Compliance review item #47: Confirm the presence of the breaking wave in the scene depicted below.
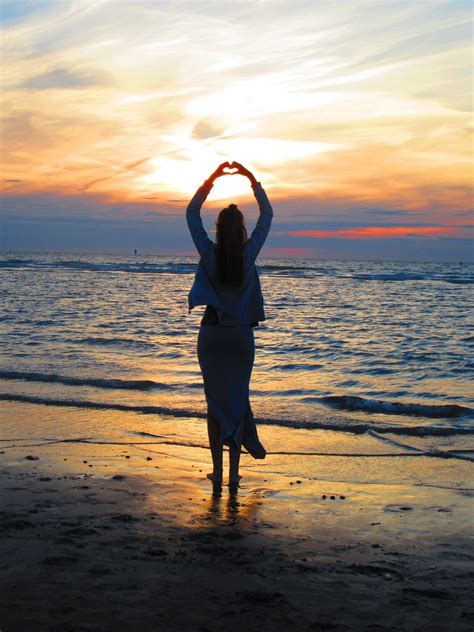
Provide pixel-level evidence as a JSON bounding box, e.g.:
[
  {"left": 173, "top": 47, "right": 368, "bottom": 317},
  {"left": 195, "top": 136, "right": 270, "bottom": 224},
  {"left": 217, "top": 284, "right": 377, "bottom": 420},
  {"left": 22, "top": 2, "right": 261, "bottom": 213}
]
[
  {"left": 320, "top": 395, "right": 473, "bottom": 419},
  {"left": 1, "top": 392, "right": 473, "bottom": 437}
]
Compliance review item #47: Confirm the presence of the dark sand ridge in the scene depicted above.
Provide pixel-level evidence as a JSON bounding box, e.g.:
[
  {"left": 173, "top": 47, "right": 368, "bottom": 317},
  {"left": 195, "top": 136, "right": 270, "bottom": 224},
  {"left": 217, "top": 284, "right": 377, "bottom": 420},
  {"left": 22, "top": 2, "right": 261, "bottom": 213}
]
[{"left": 0, "top": 429, "right": 473, "bottom": 632}]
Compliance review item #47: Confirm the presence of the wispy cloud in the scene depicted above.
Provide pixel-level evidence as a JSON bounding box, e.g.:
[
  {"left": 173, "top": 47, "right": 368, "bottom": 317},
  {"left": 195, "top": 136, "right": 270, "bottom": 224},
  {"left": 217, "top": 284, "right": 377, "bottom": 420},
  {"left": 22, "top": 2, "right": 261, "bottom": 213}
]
[
  {"left": 16, "top": 66, "right": 113, "bottom": 90},
  {"left": 1, "top": 0, "right": 472, "bottom": 259}
]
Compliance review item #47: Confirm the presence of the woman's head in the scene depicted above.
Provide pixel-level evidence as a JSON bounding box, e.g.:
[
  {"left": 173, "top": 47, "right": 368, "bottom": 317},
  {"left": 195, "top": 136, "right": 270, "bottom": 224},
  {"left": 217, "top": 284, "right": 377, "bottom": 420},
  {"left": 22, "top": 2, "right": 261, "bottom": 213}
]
[
  {"left": 216, "top": 204, "right": 247, "bottom": 246},
  {"left": 215, "top": 203, "right": 247, "bottom": 286}
]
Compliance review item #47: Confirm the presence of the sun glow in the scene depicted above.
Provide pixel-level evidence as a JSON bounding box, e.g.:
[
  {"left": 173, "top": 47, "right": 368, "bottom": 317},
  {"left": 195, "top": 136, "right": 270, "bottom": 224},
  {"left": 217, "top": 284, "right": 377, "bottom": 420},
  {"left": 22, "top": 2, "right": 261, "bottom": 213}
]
[
  {"left": 141, "top": 134, "right": 343, "bottom": 198},
  {"left": 142, "top": 157, "right": 252, "bottom": 200}
]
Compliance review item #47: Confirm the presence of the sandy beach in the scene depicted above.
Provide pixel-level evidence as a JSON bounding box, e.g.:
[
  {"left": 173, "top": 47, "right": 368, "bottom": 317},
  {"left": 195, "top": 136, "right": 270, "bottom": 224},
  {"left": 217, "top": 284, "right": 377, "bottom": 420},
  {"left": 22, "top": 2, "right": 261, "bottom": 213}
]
[{"left": 1, "top": 403, "right": 472, "bottom": 632}]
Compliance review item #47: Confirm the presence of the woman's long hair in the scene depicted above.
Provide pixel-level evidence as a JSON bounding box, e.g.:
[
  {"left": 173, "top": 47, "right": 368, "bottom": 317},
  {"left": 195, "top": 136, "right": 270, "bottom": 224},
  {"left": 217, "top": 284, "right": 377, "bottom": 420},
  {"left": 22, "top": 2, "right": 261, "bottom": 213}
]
[{"left": 215, "top": 203, "right": 247, "bottom": 286}]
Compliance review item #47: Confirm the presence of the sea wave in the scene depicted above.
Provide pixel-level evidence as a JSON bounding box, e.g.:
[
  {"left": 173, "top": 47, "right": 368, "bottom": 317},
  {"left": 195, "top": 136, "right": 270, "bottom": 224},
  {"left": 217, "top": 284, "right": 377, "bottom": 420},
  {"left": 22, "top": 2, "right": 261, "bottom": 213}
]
[
  {"left": 0, "top": 370, "right": 173, "bottom": 391},
  {"left": 1, "top": 392, "right": 473, "bottom": 437},
  {"left": 350, "top": 272, "right": 425, "bottom": 282},
  {"left": 346, "top": 272, "right": 474, "bottom": 284},
  {"left": 0, "top": 258, "right": 196, "bottom": 275},
  {"left": 77, "top": 337, "right": 156, "bottom": 350},
  {"left": 0, "top": 369, "right": 307, "bottom": 396},
  {"left": 320, "top": 395, "right": 473, "bottom": 419},
  {"left": 1, "top": 257, "right": 472, "bottom": 283},
  {"left": 2, "top": 371, "right": 473, "bottom": 421}
]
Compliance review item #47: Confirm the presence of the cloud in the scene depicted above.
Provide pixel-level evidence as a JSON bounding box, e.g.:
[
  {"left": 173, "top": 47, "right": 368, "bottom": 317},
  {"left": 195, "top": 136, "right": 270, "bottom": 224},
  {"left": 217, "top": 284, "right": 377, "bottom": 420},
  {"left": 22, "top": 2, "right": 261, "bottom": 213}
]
[
  {"left": 192, "top": 119, "right": 223, "bottom": 139},
  {"left": 1, "top": 113, "right": 38, "bottom": 143},
  {"left": 16, "top": 66, "right": 113, "bottom": 90},
  {"left": 288, "top": 226, "right": 463, "bottom": 240}
]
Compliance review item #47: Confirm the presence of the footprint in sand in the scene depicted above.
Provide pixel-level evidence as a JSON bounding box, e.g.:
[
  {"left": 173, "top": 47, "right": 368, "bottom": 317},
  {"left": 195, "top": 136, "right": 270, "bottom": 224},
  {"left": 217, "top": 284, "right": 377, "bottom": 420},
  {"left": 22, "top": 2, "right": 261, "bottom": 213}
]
[
  {"left": 424, "top": 505, "right": 453, "bottom": 513},
  {"left": 248, "top": 487, "right": 278, "bottom": 496},
  {"left": 384, "top": 504, "right": 414, "bottom": 512}
]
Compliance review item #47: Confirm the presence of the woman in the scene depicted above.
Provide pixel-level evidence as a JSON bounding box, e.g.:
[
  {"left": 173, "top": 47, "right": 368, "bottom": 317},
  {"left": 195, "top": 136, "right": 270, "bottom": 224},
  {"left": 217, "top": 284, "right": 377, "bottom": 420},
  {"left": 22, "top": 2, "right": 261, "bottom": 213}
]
[{"left": 186, "top": 160, "right": 273, "bottom": 489}]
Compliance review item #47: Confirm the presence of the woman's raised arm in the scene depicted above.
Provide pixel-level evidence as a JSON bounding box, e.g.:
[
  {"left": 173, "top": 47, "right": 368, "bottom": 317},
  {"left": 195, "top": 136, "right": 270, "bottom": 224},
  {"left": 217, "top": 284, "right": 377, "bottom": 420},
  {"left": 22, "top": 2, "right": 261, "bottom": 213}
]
[
  {"left": 246, "top": 180, "right": 273, "bottom": 262},
  {"left": 186, "top": 162, "right": 230, "bottom": 257},
  {"left": 232, "top": 162, "right": 273, "bottom": 262}
]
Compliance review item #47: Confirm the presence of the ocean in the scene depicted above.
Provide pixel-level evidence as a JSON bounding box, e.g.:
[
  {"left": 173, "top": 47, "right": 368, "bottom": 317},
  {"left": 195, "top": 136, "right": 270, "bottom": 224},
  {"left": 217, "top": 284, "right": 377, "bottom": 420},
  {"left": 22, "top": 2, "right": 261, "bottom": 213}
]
[{"left": 1, "top": 252, "right": 473, "bottom": 466}]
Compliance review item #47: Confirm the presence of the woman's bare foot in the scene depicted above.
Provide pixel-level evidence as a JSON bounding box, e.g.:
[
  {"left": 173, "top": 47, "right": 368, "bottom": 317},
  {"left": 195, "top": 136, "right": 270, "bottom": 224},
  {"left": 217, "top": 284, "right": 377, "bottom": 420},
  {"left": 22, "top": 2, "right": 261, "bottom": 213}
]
[
  {"left": 228, "top": 474, "right": 243, "bottom": 486},
  {"left": 206, "top": 472, "right": 222, "bottom": 484}
]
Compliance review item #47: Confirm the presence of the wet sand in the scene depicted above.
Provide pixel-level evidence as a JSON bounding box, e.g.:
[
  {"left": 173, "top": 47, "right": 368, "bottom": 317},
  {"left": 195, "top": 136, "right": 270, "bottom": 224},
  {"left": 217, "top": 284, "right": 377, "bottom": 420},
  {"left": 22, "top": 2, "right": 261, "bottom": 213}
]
[{"left": 0, "top": 426, "right": 473, "bottom": 632}]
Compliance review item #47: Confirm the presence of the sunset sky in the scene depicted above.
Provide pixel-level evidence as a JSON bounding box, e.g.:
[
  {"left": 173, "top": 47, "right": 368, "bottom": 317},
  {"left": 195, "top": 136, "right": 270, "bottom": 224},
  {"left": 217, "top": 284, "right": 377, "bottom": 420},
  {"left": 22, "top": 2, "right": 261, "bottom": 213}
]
[{"left": 1, "top": 0, "right": 472, "bottom": 261}]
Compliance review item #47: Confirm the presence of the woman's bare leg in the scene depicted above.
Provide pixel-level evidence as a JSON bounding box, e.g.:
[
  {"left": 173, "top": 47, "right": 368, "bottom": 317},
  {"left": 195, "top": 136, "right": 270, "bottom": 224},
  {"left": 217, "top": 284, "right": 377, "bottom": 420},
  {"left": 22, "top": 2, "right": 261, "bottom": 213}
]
[
  {"left": 207, "top": 412, "right": 223, "bottom": 482},
  {"left": 229, "top": 440, "right": 242, "bottom": 485}
]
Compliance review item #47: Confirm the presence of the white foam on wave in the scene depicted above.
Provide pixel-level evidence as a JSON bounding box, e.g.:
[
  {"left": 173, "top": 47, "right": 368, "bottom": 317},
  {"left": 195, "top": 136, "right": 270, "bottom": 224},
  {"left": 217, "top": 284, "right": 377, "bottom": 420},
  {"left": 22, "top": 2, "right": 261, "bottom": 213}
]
[
  {"left": 321, "top": 395, "right": 473, "bottom": 419},
  {"left": 2, "top": 392, "right": 473, "bottom": 438}
]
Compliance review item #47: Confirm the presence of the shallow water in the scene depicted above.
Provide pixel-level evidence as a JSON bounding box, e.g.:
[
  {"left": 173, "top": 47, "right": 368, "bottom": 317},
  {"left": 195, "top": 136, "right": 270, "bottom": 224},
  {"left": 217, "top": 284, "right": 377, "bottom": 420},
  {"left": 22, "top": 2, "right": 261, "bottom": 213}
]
[{"left": 1, "top": 252, "right": 473, "bottom": 455}]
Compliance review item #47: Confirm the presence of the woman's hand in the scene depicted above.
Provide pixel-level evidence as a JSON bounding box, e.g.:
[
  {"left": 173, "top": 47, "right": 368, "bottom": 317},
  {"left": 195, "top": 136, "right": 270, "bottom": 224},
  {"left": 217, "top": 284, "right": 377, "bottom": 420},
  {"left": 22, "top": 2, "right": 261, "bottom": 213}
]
[
  {"left": 207, "top": 161, "right": 232, "bottom": 183},
  {"left": 230, "top": 161, "right": 257, "bottom": 185},
  {"left": 206, "top": 161, "right": 257, "bottom": 185}
]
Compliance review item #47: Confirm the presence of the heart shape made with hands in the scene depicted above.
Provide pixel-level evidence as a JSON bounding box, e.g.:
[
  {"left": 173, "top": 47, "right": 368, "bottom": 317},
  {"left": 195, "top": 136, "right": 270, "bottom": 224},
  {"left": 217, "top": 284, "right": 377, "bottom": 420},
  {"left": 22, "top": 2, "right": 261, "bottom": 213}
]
[{"left": 223, "top": 161, "right": 239, "bottom": 174}]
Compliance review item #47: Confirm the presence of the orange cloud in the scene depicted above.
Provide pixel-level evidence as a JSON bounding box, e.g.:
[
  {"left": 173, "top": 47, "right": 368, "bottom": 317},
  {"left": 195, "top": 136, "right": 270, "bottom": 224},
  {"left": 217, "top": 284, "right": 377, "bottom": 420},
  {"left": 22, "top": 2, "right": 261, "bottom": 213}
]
[{"left": 288, "top": 226, "right": 462, "bottom": 239}]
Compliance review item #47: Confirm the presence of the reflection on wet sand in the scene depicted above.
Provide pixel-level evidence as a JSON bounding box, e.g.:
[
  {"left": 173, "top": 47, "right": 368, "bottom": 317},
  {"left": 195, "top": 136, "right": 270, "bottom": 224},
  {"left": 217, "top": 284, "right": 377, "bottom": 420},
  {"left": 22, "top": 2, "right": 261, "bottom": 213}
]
[{"left": 204, "top": 484, "right": 263, "bottom": 528}]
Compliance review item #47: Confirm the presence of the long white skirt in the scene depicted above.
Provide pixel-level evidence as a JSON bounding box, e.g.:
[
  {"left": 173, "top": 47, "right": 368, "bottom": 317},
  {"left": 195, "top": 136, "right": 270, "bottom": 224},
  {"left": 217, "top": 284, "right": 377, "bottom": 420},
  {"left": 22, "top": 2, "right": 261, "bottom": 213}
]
[{"left": 197, "top": 323, "right": 266, "bottom": 459}]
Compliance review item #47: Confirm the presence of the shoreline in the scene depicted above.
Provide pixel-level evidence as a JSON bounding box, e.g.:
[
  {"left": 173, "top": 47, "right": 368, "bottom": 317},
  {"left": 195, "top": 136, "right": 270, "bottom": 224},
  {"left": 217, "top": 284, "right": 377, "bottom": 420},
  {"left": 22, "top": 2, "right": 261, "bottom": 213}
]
[{"left": 1, "top": 417, "right": 473, "bottom": 632}]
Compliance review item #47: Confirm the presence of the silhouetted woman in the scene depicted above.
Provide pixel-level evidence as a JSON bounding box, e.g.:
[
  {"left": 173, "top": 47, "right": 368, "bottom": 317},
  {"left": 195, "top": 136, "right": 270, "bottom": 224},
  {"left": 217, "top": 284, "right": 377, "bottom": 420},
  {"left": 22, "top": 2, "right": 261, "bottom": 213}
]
[{"left": 186, "top": 161, "right": 273, "bottom": 489}]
